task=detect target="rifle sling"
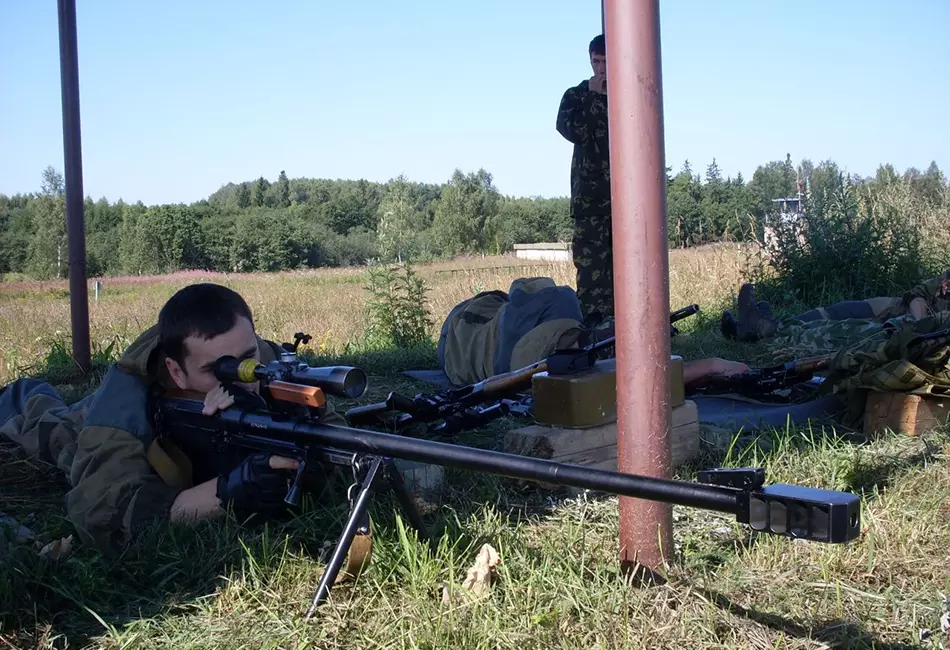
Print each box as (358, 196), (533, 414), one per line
(335, 529), (373, 583)
(146, 438), (194, 490)
(317, 522), (373, 585)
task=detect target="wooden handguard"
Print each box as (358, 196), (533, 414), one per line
(267, 380), (326, 408)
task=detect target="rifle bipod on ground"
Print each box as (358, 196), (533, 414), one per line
(304, 453), (432, 618)
(301, 461), (860, 618)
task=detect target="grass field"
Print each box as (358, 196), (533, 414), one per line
(2, 245), (949, 649)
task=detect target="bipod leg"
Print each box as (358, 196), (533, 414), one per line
(383, 458), (436, 553)
(304, 455), (382, 619)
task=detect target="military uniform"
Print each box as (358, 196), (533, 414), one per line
(901, 270), (950, 316)
(819, 312), (950, 427)
(730, 271), (950, 346)
(792, 270), (950, 323)
(556, 79), (613, 322)
(766, 317), (903, 359)
(437, 278), (589, 386)
(0, 325), (309, 550)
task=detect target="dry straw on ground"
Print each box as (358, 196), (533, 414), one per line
(3, 243), (947, 649)
(0, 244), (751, 384)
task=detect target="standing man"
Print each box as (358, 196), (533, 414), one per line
(556, 34), (612, 325)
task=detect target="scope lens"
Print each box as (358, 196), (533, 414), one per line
(343, 369), (368, 398)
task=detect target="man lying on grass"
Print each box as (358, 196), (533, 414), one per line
(437, 276), (751, 390)
(1, 279), (746, 552)
(0, 283), (318, 550)
(721, 269), (950, 343)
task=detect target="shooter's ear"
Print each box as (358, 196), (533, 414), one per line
(165, 356), (188, 390)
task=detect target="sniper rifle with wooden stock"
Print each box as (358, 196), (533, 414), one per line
(345, 304), (701, 436)
(151, 345), (862, 618)
(691, 324), (950, 399)
(691, 354), (835, 398)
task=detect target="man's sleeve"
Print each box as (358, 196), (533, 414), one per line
(901, 273), (945, 307)
(64, 366), (183, 550)
(556, 83), (598, 145)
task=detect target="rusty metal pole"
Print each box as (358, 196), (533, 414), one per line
(57, 0), (91, 375)
(604, 0), (673, 577)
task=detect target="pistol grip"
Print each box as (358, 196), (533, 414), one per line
(285, 460), (308, 506)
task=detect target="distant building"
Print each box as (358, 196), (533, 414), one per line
(771, 194), (804, 221)
(513, 242), (572, 262)
(765, 186), (807, 250)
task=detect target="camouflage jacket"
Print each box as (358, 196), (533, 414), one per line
(902, 270), (950, 315)
(58, 325), (292, 549)
(437, 278), (586, 386)
(821, 312), (950, 426)
(556, 80), (611, 219)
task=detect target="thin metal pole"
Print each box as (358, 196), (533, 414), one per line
(601, 0), (605, 34)
(57, 0), (91, 375)
(604, 0), (674, 576)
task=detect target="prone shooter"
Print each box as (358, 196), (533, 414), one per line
(4, 280), (906, 620)
(155, 338), (864, 618)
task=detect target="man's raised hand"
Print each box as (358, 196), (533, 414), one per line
(202, 384), (236, 415)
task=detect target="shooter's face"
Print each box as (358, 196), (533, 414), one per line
(166, 315), (261, 394)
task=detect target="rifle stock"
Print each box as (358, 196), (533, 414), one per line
(468, 359), (548, 395)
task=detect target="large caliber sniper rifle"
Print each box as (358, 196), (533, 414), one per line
(690, 324), (950, 399)
(152, 347), (862, 619)
(691, 354), (835, 399)
(345, 304), (701, 437)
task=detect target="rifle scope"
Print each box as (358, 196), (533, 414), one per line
(213, 357), (368, 399)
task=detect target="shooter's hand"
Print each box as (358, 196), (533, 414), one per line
(707, 359), (751, 377)
(683, 358), (751, 390)
(217, 452), (301, 514)
(203, 385), (235, 415)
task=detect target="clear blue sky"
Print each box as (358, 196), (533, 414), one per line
(1, 0), (947, 205)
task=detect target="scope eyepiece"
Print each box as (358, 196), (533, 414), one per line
(213, 356), (264, 384)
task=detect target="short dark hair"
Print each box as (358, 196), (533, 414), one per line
(589, 34), (605, 56)
(158, 283), (254, 365)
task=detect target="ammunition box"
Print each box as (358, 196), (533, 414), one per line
(531, 355), (685, 428)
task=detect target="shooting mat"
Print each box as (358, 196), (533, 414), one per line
(401, 370), (844, 433)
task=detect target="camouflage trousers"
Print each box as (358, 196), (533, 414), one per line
(766, 318), (903, 360)
(792, 296), (906, 323)
(767, 297), (911, 359)
(820, 312), (950, 426)
(0, 377), (83, 478)
(571, 213), (614, 322)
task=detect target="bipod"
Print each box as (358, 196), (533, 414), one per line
(304, 453), (432, 618)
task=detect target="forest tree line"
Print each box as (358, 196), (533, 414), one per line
(0, 155), (946, 280)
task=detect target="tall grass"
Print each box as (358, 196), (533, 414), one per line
(750, 178), (950, 310)
(3, 244), (950, 648)
(0, 245), (751, 386)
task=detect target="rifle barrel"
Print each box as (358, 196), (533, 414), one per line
(161, 396), (736, 511)
(670, 304), (700, 322)
(158, 396), (863, 544)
